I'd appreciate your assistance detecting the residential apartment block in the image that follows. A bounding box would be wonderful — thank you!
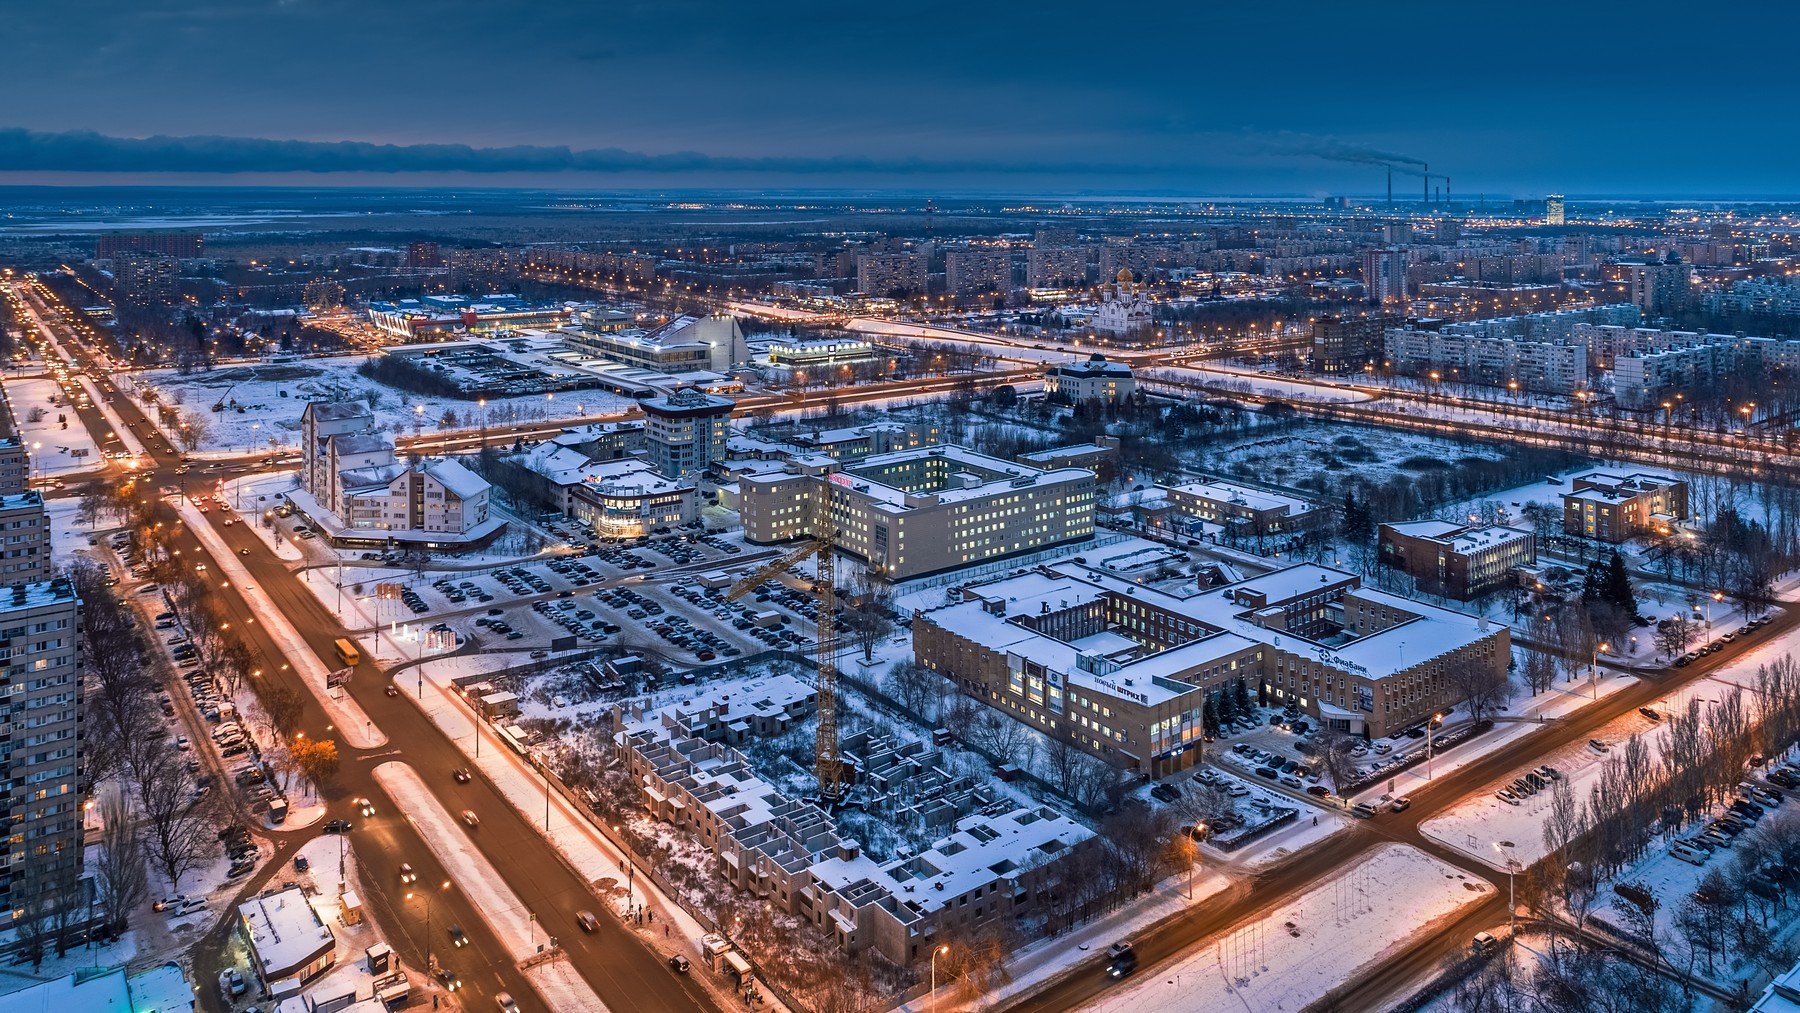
[1562,471,1689,542]
[944,248,1014,296]
[0,578,85,927]
[739,446,1095,579]
[1026,246,1088,288]
[912,561,1508,777]
[609,675,1093,966]
[0,493,51,584]
[1378,521,1536,599]
[856,253,929,296]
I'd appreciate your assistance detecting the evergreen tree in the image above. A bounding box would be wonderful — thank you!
[1233,677,1253,715]
[1603,550,1638,617]
[1202,696,1220,736]
[1580,564,1604,604]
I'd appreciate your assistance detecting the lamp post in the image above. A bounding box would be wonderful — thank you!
[409,879,452,970]
[1591,641,1610,699]
[1493,842,1519,934]
[930,943,951,1012]
[1426,712,1443,779]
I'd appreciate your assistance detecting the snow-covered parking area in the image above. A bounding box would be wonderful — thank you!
[1092,844,1492,1013]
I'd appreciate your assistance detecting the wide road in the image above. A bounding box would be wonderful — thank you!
[1007,600,1800,1012]
[16,280,718,1013]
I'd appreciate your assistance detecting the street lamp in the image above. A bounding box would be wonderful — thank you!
[1591,641,1610,699]
[408,879,453,970]
[930,943,951,1011]
[1492,841,1519,934]
[1425,713,1443,779]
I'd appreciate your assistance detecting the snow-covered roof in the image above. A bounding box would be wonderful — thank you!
[1170,480,1313,516]
[237,887,334,980]
[424,458,489,500]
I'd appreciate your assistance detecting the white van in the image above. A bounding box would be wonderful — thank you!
[1471,931,1499,955]
[1352,801,1380,818]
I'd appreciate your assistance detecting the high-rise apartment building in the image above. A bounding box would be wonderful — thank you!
[1361,247,1411,305]
[0,577,85,927]
[855,252,928,296]
[0,493,51,584]
[1545,194,1566,226]
[95,232,203,260]
[1628,257,1695,316]
[1026,246,1087,288]
[111,254,180,307]
[944,249,1013,296]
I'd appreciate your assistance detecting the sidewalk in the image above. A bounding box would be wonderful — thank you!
[172,495,386,749]
[394,658,788,1013]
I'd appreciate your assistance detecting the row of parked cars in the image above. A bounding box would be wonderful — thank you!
[529,598,621,641]
[1672,772,1792,865]
[432,575,496,607]
[1494,764,1563,806]
[672,584,806,651]
[1673,615,1773,667]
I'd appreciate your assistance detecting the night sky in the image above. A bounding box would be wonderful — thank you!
[1,1,1793,196]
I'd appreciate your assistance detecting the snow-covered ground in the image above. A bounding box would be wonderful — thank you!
[2,376,103,476]
[1421,619,1800,868]
[172,496,385,749]
[127,356,635,453]
[1090,844,1492,1013]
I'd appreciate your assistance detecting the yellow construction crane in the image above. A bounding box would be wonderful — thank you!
[726,485,843,800]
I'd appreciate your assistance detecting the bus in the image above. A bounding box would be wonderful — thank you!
[334,638,361,666]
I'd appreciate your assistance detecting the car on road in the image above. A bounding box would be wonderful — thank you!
[448,925,468,947]
[1390,796,1412,813]
[461,810,480,827]
[495,992,520,1013]
[1105,941,1138,980]
[1304,784,1331,799]
[323,819,352,834]
[668,954,690,974]
[453,768,472,784]
[576,910,599,932]
[356,797,376,817]
[398,863,416,884]
[434,968,462,992]
[1639,707,1662,721]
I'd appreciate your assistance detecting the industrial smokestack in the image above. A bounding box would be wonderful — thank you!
[1423,162,1430,204]
[1386,166,1392,206]
[1445,178,1451,205]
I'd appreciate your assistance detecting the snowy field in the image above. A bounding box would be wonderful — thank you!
[2,376,103,476]
[1422,620,1800,868]
[1092,844,1492,1013]
[1190,419,1509,494]
[127,355,636,453]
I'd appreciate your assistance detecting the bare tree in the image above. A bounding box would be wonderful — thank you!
[1312,728,1361,792]
[135,741,220,890]
[1447,663,1512,725]
[94,790,148,934]
[885,659,938,720]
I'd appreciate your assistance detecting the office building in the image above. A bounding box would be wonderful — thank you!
[1362,247,1411,305]
[642,387,734,479]
[1562,471,1689,542]
[944,248,1014,296]
[561,314,746,373]
[914,561,1508,776]
[565,459,698,538]
[364,294,573,341]
[1165,480,1320,537]
[0,578,85,928]
[1044,353,1135,404]
[763,335,878,371]
[1378,521,1537,599]
[739,446,1095,579]
[856,252,929,296]
[1545,194,1566,226]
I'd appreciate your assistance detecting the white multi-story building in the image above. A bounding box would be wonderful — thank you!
[740,445,1095,579]
[1045,353,1135,404]
[561,314,746,373]
[1362,247,1410,305]
[641,387,734,479]
[297,402,496,546]
[1383,326,1588,392]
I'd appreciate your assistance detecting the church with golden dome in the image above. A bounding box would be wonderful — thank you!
[1092,267,1154,335]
